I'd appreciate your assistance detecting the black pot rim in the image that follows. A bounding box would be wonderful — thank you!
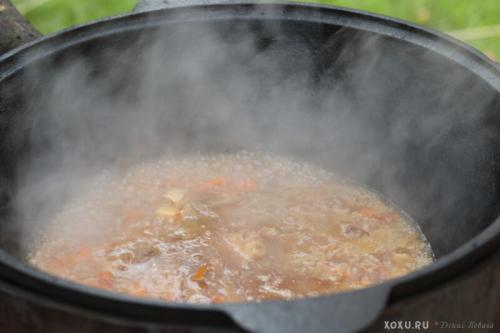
[0,2,499,329]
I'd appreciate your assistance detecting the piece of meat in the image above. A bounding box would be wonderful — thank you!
[118,241,160,264]
[224,231,267,261]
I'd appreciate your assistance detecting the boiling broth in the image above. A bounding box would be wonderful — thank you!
[30,153,433,303]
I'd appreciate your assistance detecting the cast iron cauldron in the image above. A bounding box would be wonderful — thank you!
[0,1,500,332]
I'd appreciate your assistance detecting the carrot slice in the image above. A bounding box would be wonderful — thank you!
[191,265,208,281]
[195,177,256,194]
[196,178,227,191]
[386,212,400,223]
[127,282,148,297]
[211,295,225,303]
[234,179,256,192]
[357,207,386,220]
[130,288,148,297]
[58,255,76,267]
[58,245,93,267]
[160,292,175,301]
[98,270,114,288]
[76,245,92,260]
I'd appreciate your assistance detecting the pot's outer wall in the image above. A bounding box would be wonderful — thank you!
[368,250,500,332]
[0,283,242,333]
[0,3,500,333]
[1,253,499,332]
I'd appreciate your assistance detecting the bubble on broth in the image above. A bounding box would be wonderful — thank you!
[29,152,433,303]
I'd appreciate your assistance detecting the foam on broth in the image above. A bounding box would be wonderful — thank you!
[29,152,433,303]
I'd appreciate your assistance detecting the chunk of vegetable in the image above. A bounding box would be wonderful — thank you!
[191,265,208,281]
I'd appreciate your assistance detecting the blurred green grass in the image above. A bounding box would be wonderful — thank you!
[319,0,500,60]
[11,0,137,34]
[10,0,500,60]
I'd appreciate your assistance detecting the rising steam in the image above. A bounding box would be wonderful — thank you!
[5,7,500,258]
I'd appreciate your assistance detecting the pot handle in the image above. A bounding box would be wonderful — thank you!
[0,0,41,55]
[218,285,392,333]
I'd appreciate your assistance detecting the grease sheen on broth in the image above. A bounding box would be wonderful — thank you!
[30,153,433,303]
